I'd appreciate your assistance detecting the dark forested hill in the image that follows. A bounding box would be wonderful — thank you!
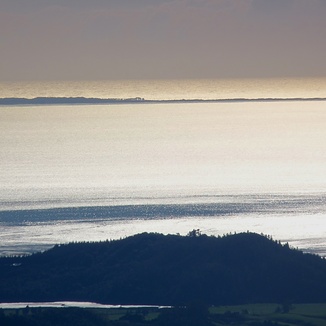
[1,232,326,305]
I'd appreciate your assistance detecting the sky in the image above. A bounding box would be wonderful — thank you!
[1,0,326,81]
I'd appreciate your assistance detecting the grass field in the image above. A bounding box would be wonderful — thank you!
[2,303,326,325]
[210,303,326,325]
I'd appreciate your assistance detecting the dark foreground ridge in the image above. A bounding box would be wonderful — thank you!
[1,96,326,105]
[1,232,326,305]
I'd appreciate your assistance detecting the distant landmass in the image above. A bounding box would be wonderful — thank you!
[0,97,145,105]
[1,232,326,306]
[1,96,326,105]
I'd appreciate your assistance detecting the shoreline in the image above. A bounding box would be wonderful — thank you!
[0,301,170,309]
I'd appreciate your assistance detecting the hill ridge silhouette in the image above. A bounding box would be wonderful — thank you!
[1,232,326,305]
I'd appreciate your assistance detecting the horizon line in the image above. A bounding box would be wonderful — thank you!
[1,96,326,106]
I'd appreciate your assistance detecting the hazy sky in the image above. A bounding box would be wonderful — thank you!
[1,0,326,81]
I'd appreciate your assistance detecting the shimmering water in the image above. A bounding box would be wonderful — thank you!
[1,77,326,100]
[0,79,326,256]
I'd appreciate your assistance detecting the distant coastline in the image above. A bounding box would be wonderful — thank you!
[1,96,326,106]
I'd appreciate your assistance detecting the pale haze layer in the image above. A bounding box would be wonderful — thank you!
[1,0,326,81]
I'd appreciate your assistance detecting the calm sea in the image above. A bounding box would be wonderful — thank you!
[0,78,326,256]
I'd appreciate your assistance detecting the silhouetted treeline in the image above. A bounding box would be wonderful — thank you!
[1,232,326,305]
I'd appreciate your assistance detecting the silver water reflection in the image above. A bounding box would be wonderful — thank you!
[1,193,326,257]
[1,100,326,256]
[1,101,326,206]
